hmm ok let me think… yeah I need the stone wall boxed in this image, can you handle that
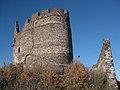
[92,39,118,89]
[12,8,73,67]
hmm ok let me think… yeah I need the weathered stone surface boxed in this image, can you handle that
[12,8,73,67]
[92,39,118,89]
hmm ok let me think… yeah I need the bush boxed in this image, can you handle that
[0,61,114,90]
[86,71,108,90]
[63,62,90,90]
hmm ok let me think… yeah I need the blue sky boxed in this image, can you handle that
[0,0,120,79]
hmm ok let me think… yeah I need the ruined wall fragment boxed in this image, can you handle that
[92,39,118,89]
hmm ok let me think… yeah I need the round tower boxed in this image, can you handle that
[13,8,73,67]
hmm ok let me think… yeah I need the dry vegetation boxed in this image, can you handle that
[0,61,113,90]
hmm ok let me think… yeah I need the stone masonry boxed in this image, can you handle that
[12,8,73,67]
[92,39,118,89]
[12,8,118,89]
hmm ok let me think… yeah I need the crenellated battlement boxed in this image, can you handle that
[26,8,68,22]
[23,8,69,31]
[42,8,50,16]
[32,12,40,21]
[40,8,66,18]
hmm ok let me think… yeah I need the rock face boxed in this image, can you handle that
[12,8,73,67]
[92,39,118,89]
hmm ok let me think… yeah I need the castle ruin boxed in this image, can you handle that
[12,8,118,89]
[92,39,118,89]
[12,8,73,67]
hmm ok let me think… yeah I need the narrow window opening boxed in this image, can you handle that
[18,47,20,53]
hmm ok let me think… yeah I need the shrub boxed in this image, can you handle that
[0,61,113,90]
[86,71,108,90]
[63,62,90,90]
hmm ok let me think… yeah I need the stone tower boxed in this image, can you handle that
[92,39,118,89]
[12,8,73,67]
